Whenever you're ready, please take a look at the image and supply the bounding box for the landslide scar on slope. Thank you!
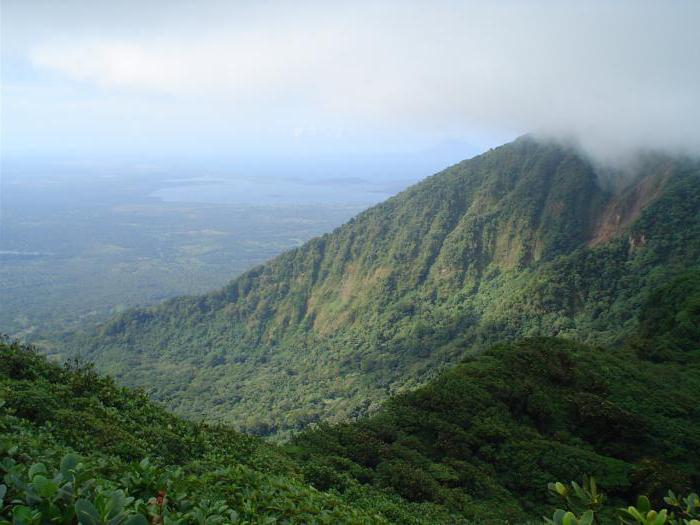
[588,169,671,246]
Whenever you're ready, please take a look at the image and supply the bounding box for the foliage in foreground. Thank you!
[0,338,467,524]
[546,476,699,525]
[0,441,380,525]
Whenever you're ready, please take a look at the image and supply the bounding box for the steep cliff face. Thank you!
[71,137,700,435]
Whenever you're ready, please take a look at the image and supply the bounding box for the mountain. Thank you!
[289,272,700,521]
[68,136,700,435]
[3,272,698,523]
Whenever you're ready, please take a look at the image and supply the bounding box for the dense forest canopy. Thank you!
[2,138,699,523]
[67,137,700,436]
[2,270,698,523]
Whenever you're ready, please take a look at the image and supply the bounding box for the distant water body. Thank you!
[151,175,412,207]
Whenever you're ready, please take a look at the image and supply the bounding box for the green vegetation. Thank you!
[5,137,699,522]
[287,276,700,521]
[69,138,700,436]
[2,270,699,523]
[1,168,363,341]
[545,477,699,525]
[0,338,462,524]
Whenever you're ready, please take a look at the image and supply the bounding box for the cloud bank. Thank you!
[4,0,700,163]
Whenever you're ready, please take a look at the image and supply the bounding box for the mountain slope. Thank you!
[4,272,698,523]
[288,271,700,522]
[69,137,700,435]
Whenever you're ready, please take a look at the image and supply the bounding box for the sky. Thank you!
[2,0,700,168]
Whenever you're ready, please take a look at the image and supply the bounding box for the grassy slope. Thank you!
[71,138,700,435]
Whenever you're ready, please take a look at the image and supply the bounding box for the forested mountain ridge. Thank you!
[69,137,700,435]
[2,272,699,523]
[290,271,700,521]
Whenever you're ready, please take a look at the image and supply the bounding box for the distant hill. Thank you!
[69,136,700,435]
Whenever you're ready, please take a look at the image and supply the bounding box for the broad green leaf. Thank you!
[625,506,645,522]
[12,505,40,525]
[28,463,47,480]
[562,511,577,525]
[60,453,81,478]
[552,508,567,524]
[652,509,667,525]
[75,499,101,525]
[104,490,129,518]
[31,475,59,498]
[579,510,594,525]
[664,490,678,506]
[637,495,651,513]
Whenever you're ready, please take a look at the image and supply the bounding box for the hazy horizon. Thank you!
[3,0,699,172]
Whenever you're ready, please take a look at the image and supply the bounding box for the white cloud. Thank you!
[6,0,700,162]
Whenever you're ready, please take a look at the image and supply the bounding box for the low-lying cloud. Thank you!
[6,0,700,163]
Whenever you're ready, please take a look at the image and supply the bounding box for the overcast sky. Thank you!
[2,0,699,166]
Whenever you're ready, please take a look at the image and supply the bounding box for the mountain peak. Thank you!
[74,137,700,435]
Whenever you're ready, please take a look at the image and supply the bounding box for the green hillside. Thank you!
[0,338,462,524]
[68,137,700,435]
[2,273,698,523]
[287,272,700,522]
